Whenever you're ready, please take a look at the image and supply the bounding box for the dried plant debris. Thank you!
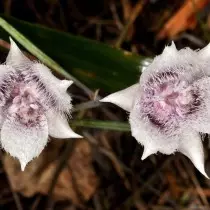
[3,139,98,204]
[157,0,209,39]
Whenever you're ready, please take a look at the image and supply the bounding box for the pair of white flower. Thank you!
[2,38,210,178]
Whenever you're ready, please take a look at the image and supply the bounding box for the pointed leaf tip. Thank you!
[141,147,155,160]
[9,36,20,52]
[47,112,82,139]
[9,36,14,44]
[171,41,177,50]
[198,167,209,179]
[61,80,73,90]
[20,161,27,171]
[100,84,139,112]
[6,36,30,67]
[69,131,83,139]
[178,132,209,178]
[99,97,110,103]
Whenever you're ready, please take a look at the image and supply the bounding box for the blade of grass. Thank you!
[70,120,130,132]
[0,17,93,97]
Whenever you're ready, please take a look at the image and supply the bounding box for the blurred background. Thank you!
[0,0,210,209]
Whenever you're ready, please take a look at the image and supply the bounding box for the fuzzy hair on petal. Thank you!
[0,65,18,100]
[186,77,210,134]
[139,42,206,87]
[30,63,73,113]
[129,107,180,155]
[197,44,210,76]
[1,114,48,171]
[198,43,210,61]
[100,84,139,112]
[162,41,177,55]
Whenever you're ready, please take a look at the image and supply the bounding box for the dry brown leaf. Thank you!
[3,139,98,204]
[207,14,210,29]
[157,0,209,39]
[121,0,132,21]
[165,171,182,199]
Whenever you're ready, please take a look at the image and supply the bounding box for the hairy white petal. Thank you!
[0,108,5,129]
[1,114,48,171]
[129,108,180,155]
[198,43,210,60]
[178,132,208,178]
[32,63,72,112]
[198,43,210,76]
[140,44,204,86]
[187,77,210,134]
[0,64,15,78]
[0,65,17,100]
[100,84,139,112]
[47,111,82,139]
[6,37,31,69]
[162,41,177,55]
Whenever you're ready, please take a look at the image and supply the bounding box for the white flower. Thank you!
[101,42,210,178]
[0,38,82,171]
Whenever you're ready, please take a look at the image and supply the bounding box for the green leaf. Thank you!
[70,120,130,132]
[0,15,148,92]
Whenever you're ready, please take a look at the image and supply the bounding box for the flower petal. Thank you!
[141,146,157,160]
[47,111,82,139]
[162,41,177,55]
[139,44,202,87]
[0,65,17,100]
[187,77,210,134]
[6,37,31,70]
[178,131,208,178]
[100,84,139,112]
[1,114,48,171]
[198,42,210,57]
[129,108,180,156]
[31,63,73,112]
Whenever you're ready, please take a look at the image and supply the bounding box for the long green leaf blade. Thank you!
[0,17,93,96]
[70,120,130,132]
[0,15,148,92]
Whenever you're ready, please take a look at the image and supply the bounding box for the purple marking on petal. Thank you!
[7,82,45,127]
[25,74,62,109]
[140,71,202,130]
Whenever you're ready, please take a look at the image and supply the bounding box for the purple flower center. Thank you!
[141,72,200,129]
[7,82,43,126]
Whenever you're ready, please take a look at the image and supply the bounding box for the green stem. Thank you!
[70,120,130,132]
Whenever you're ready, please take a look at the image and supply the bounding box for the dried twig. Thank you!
[110,0,123,30]
[120,157,174,208]
[157,0,209,39]
[45,140,76,209]
[115,0,147,48]
[181,157,209,207]
[0,151,23,210]
[30,195,42,210]
[83,132,131,190]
